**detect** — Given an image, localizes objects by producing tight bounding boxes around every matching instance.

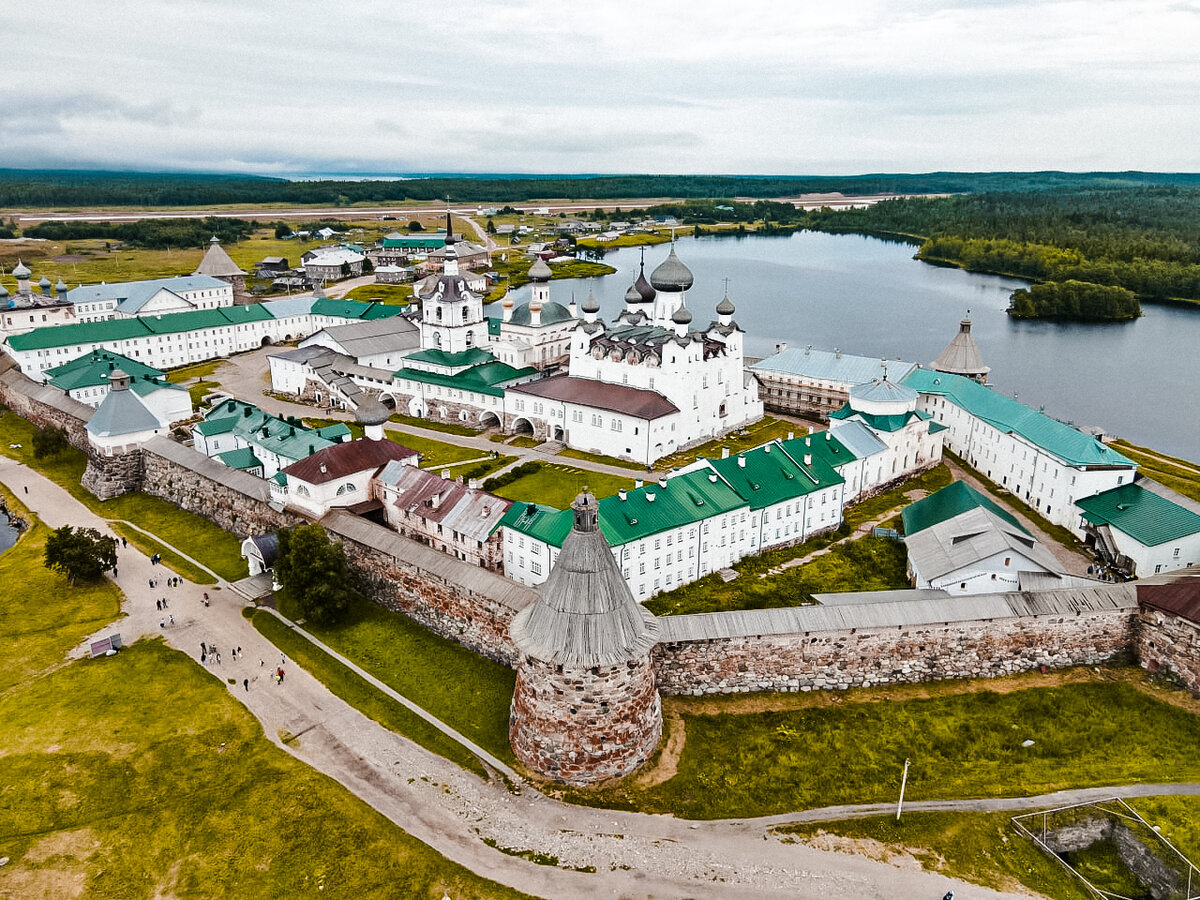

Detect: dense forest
[1008,281,1141,321]
[23,217,255,249]
[3,168,1200,208]
[802,185,1200,305]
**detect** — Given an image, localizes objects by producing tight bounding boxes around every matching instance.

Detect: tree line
[1008,281,1141,321]
[4,168,1200,208]
[24,216,255,250]
[802,185,1200,305]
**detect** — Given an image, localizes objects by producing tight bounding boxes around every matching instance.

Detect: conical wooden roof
[194,236,246,277]
[933,316,990,379]
[510,492,658,667]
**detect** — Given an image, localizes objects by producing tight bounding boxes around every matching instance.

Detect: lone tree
[274,524,356,625]
[32,425,70,460]
[44,526,117,584]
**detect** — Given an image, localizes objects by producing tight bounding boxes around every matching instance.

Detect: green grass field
[488,462,633,507]
[387,430,482,468]
[0,486,123,692]
[618,679,1200,819]
[267,594,517,765]
[0,412,246,581]
[342,283,413,305]
[387,413,480,436]
[0,492,531,899]
[555,447,647,471]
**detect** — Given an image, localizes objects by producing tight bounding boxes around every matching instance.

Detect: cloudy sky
[4,0,1198,176]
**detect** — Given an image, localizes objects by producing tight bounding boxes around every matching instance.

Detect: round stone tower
[509,491,661,784]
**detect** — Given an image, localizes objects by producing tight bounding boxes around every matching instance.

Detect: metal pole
[896,758,910,821]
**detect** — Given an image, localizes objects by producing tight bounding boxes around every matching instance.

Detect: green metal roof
[486,317,502,336]
[904,368,1136,469]
[394,361,535,397]
[215,447,263,471]
[8,316,150,351]
[828,404,931,433]
[708,442,844,511]
[901,480,1024,537]
[311,298,402,321]
[1076,482,1200,547]
[381,236,447,250]
[198,399,339,461]
[129,376,187,397]
[502,470,749,548]
[405,347,496,368]
[500,501,572,546]
[44,349,164,391]
[779,433,858,469]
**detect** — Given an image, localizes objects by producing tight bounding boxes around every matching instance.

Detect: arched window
[336,482,357,496]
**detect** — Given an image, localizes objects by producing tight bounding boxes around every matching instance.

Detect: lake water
[0,510,18,556]
[501,232,1199,462]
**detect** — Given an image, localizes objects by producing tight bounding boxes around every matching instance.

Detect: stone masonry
[1138,606,1200,696]
[653,609,1135,695]
[510,656,662,783]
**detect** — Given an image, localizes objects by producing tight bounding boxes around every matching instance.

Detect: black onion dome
[633,264,657,302]
[716,292,735,315]
[582,291,600,314]
[649,246,693,292]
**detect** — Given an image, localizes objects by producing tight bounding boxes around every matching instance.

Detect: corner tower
[509,491,662,783]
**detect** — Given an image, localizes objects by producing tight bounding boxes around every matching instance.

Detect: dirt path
[0,453,1034,900]
[1113,441,1200,475]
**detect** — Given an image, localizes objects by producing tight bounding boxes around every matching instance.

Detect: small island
[1008,279,1142,321]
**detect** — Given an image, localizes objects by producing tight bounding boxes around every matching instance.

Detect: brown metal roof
[509,375,678,420]
[284,438,417,485]
[1139,570,1200,625]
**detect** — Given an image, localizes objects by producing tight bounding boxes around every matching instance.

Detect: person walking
[243,678,249,692]
[23,486,28,495]
[156,599,162,611]
[159,619,165,629]
[169,614,174,626]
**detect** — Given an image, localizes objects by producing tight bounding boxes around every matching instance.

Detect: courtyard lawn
[247,608,491,777]
[1111,439,1200,503]
[0,487,122,693]
[0,412,246,581]
[267,593,517,765]
[556,447,648,471]
[654,417,805,471]
[386,430,482,468]
[606,678,1200,820]
[165,359,225,384]
[843,463,953,530]
[488,462,633,507]
[387,413,480,436]
[441,454,517,481]
[645,534,909,616]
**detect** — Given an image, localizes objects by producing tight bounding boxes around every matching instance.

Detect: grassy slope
[0,412,246,581]
[1112,439,1200,503]
[625,680,1200,820]
[268,594,517,765]
[0,498,531,900]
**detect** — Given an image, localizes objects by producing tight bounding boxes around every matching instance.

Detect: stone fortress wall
[2,360,1196,699]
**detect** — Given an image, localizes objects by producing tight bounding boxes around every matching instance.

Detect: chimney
[441,468,450,480]
[618,488,627,501]
[737,455,746,468]
[319,462,327,474]
[775,341,788,353]
[787,431,794,441]
[658,476,667,488]
[431,491,442,508]
[721,446,730,459]
[646,491,656,502]
[806,436,812,447]
[804,454,813,466]
[634,479,643,489]
[469,479,479,491]
[835,348,841,359]
[308,444,315,455]
[764,444,771,454]
[826,431,832,441]
[708,472,718,483]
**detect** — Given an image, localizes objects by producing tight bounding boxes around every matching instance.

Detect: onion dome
[0,284,8,297]
[650,246,693,292]
[38,276,51,289]
[632,262,656,303]
[671,303,693,325]
[529,257,552,281]
[624,282,643,304]
[12,260,30,278]
[355,395,391,427]
[716,292,735,316]
[55,278,68,292]
[582,291,600,314]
